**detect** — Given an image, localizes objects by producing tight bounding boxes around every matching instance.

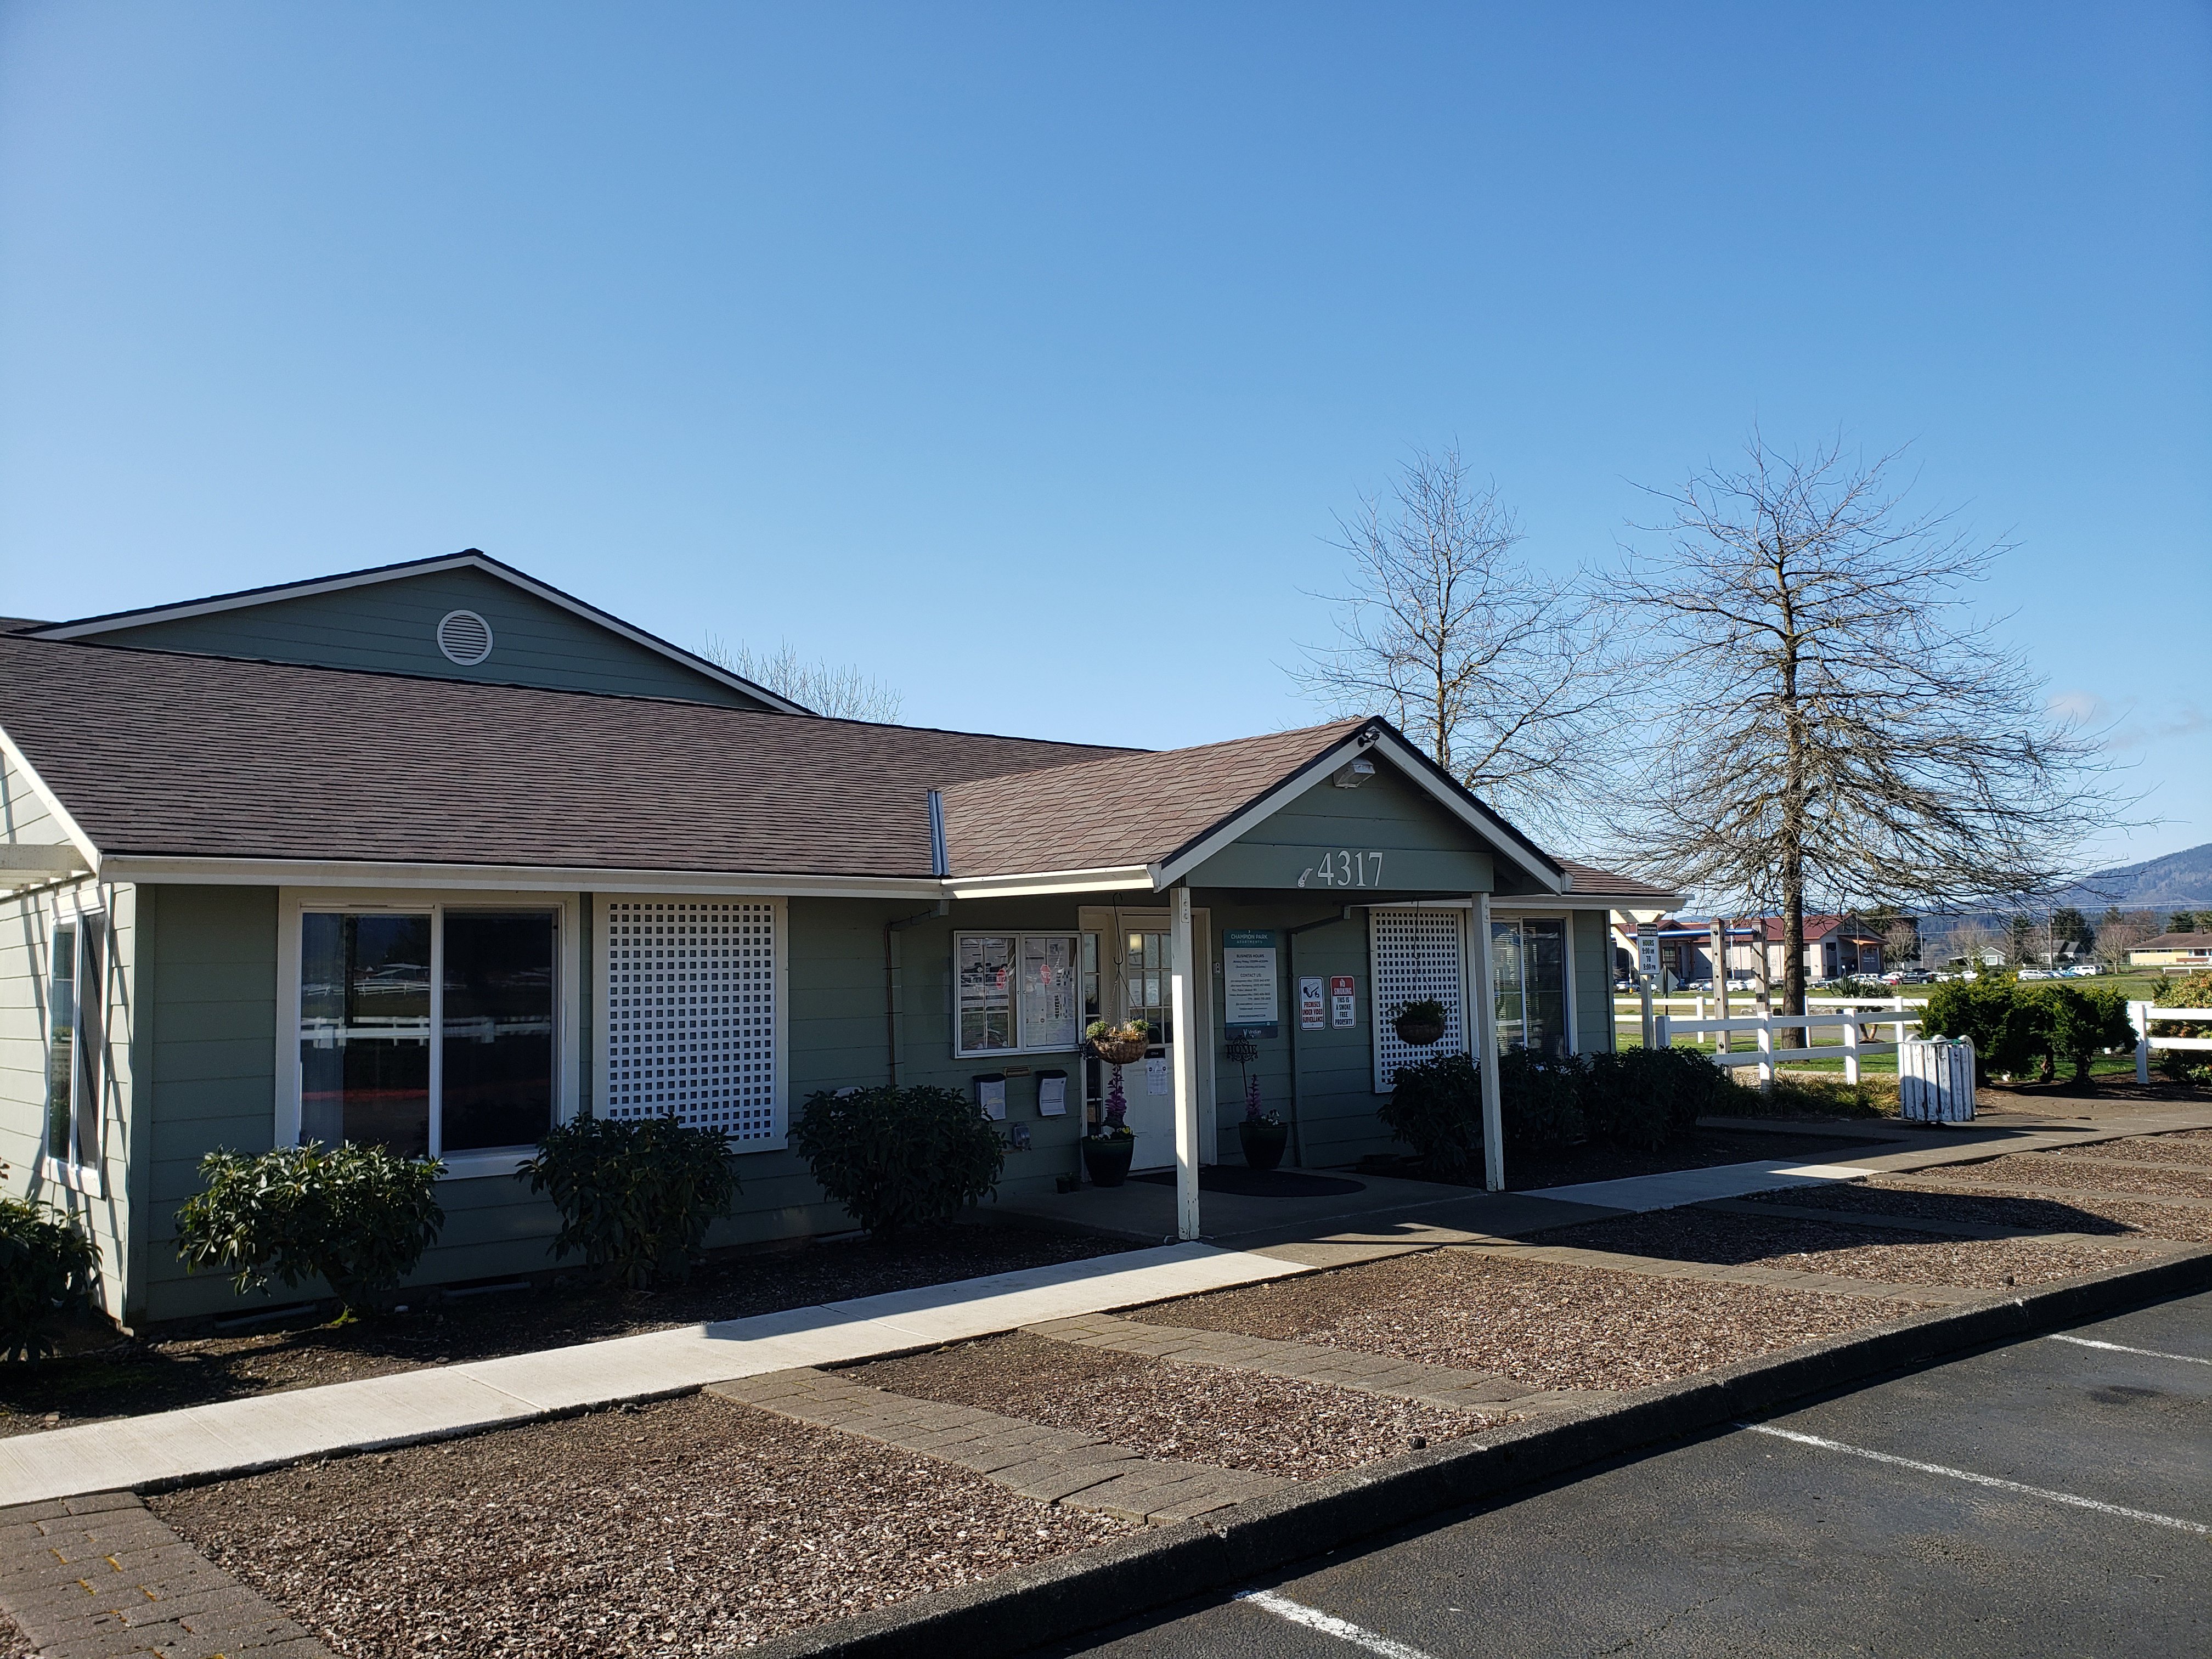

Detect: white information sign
[1637,923,1661,977]
[1144,1055,1171,1096]
[1222,930,1279,1035]
[1299,975,1325,1031]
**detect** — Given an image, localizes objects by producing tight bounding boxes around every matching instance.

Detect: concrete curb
[741,1244,2212,1659]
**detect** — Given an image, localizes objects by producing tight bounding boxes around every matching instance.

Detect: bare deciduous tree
[1294,445,1623,841]
[2094,907,2160,973]
[702,636,904,723]
[1606,434,2126,1031]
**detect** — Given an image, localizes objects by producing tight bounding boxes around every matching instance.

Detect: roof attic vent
[436,610,494,665]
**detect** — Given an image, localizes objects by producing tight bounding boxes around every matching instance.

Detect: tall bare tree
[1607,435,2125,1030]
[702,635,904,723]
[2094,907,2159,972]
[1294,445,1623,841]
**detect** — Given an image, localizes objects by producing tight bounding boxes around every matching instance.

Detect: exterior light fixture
[1331,757,1376,789]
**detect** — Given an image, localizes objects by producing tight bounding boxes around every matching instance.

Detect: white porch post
[1472,892,1504,1192]
[1170,884,1203,1242]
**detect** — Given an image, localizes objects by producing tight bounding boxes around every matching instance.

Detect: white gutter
[96,855,945,900]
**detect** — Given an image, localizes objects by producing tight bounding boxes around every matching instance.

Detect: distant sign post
[1637,922,1660,1048]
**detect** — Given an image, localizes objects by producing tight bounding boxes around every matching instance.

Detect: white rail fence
[2131,1003,2212,1084]
[1652,1001,1926,1087]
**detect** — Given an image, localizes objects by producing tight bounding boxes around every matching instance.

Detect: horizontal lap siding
[1575,911,1614,1055]
[92,567,770,708]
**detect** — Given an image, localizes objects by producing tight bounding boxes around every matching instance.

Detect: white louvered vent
[601,898,785,1146]
[435,609,494,665]
[1370,907,1467,1093]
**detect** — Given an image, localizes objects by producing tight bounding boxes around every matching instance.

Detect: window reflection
[442,912,556,1151]
[1492,917,1570,1059]
[301,913,433,1155]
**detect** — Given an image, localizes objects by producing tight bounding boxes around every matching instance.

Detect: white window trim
[1487,909,1581,1057]
[952,930,1086,1060]
[275,888,582,1181]
[594,894,790,1154]
[40,890,108,1197]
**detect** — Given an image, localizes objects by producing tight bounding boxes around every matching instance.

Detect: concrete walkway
[0,1243,1310,1508]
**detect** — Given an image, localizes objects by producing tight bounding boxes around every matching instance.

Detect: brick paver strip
[1020,1314,1593,1414]
[707,1369,1290,1523]
[0,1489,333,1659]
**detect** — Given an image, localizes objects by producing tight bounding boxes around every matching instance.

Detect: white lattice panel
[1370,907,1467,1092]
[601,898,783,1145]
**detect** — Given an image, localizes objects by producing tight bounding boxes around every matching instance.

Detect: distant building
[1609,913,1884,986]
[2129,933,2212,970]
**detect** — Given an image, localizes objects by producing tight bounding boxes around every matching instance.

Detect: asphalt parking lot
[1036,1289,2211,1658]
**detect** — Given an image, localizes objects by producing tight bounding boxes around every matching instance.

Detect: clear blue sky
[2,3,2206,871]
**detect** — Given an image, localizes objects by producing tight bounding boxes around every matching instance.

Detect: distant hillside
[2058,842,2212,911]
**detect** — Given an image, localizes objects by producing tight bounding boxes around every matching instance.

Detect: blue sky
[2,3,2205,872]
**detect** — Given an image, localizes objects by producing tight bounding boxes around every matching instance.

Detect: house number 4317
[1299,850,1385,888]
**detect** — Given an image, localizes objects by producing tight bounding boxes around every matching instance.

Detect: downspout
[1283,907,1352,1169]
[886,792,951,1088]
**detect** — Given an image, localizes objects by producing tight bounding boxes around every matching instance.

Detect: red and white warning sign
[1329,974,1356,1029]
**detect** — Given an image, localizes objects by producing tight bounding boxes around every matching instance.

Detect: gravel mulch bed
[2060,1130,2212,1167]
[0,1612,29,1659]
[151,1392,1131,1658]
[1124,1250,1916,1392]
[1367,1126,1898,1192]
[1940,1153,2212,1200]
[844,1330,1486,1479]
[1740,1180,2212,1245]
[0,1224,1131,1438]
[1526,1209,2134,1290]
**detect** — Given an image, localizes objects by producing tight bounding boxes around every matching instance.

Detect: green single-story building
[0,551,1674,1326]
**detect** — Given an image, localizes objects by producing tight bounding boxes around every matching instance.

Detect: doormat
[1131,1167,1365,1198]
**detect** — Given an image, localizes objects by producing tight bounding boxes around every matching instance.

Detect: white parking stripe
[1237,1589,1442,1659]
[2047,1334,2212,1367]
[1742,1423,2210,1534]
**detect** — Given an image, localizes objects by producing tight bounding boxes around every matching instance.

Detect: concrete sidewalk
[0,1243,1312,1508]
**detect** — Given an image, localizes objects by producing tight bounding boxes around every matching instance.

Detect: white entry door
[1114,925,1177,1171]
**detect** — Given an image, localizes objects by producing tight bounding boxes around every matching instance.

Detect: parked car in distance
[2019,968,2053,980]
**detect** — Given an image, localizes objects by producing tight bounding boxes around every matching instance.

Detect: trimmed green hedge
[1923,974,2135,1083]
[518,1115,740,1288]
[0,1182,98,1361]
[1384,1042,1717,1169]
[792,1085,1006,1237]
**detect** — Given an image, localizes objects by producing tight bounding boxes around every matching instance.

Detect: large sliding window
[44,915,104,1176]
[298,907,557,1160]
[1491,916,1571,1059]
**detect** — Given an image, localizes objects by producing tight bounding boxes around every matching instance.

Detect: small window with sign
[955,932,1082,1058]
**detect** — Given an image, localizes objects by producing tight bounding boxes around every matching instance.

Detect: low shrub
[1496,1048,1588,1153]
[176,1142,444,1318]
[792,1085,1005,1237]
[2040,983,2134,1082]
[1726,1075,1893,1119]
[2154,973,2212,1086]
[1378,1052,1485,1176]
[518,1115,740,1288]
[1585,1045,1722,1147]
[1927,974,2140,1084]
[0,1173,99,1361]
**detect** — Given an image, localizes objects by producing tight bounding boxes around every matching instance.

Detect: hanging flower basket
[1086,1019,1153,1066]
[1393,998,1448,1047]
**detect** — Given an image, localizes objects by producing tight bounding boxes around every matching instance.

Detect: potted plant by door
[1393,997,1449,1047]
[1081,1056,1137,1187]
[1226,1031,1289,1171]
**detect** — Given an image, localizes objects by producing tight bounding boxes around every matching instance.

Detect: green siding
[1575,910,1615,1056]
[1189,765,1495,893]
[92,566,777,708]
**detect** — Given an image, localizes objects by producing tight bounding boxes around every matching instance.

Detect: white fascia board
[1495,894,1684,913]
[943,865,1156,900]
[30,552,812,717]
[0,724,102,871]
[95,855,942,900]
[1150,726,1566,895]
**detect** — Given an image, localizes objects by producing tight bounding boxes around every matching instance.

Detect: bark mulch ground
[1939,1152,2212,1201]
[151,1392,1131,1659]
[0,1224,1130,1439]
[2053,1129,2212,1167]
[1526,1208,2134,1290]
[1124,1249,1917,1392]
[843,1330,1486,1480]
[0,1612,27,1659]
[1740,1177,2212,1245]
[1364,1126,1898,1193]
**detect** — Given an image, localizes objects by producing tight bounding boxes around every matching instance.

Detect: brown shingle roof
[2136,933,2212,950]
[939,720,1370,876]
[0,637,1124,876]
[1554,861,1678,902]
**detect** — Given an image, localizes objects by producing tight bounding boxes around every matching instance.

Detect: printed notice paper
[1222,929,1279,1037]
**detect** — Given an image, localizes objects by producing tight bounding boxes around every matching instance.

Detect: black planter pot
[1239,1119,1290,1171]
[1394,1017,1447,1047]
[1082,1135,1135,1187]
